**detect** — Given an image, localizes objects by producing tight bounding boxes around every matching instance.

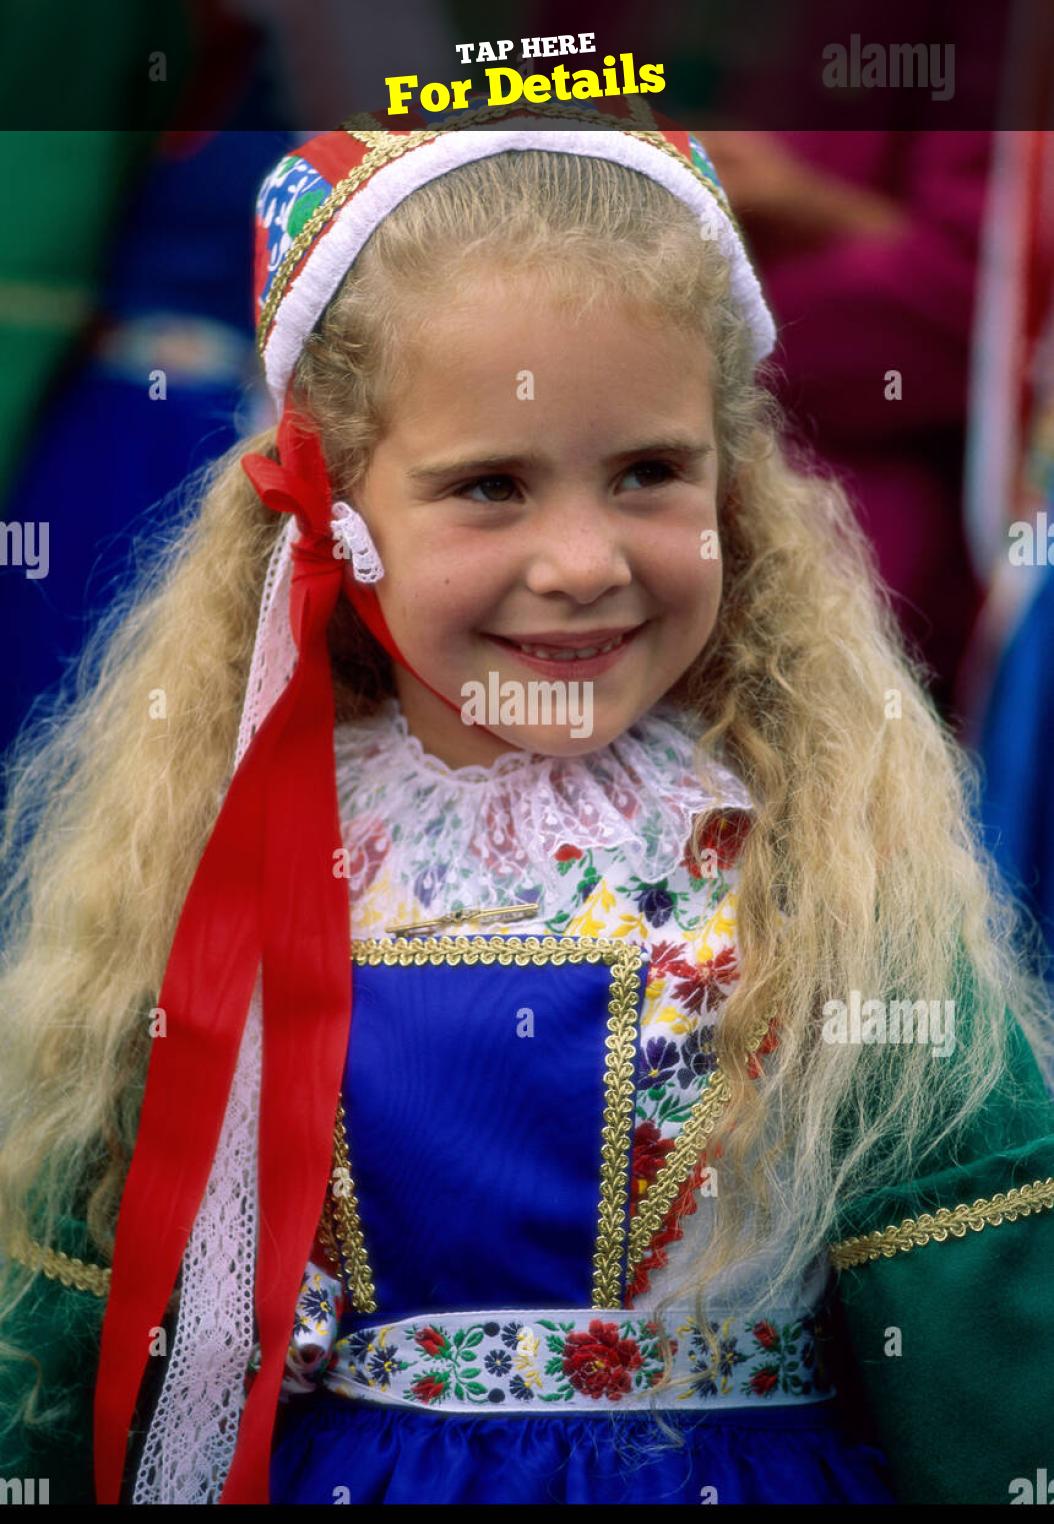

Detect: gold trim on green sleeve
[4,1231,110,1298]
[829,1176,1054,1270]
[340,934,644,1310]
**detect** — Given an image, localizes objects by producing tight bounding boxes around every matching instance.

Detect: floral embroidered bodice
[277,698,829,1404]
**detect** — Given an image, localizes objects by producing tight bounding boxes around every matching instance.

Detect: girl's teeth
[516,634,624,660]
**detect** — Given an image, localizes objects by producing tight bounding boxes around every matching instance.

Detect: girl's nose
[523,504,633,603]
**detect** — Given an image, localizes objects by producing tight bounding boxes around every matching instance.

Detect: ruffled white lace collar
[333,697,753,904]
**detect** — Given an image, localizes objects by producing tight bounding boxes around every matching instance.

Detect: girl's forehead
[390,296,711,396]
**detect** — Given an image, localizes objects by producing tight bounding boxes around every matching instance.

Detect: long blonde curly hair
[1,145,1050,1450]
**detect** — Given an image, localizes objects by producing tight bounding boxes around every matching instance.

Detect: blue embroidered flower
[509,1374,536,1401]
[367,1344,400,1387]
[343,1327,374,1362]
[484,1348,512,1376]
[677,1026,717,1088]
[636,885,674,926]
[300,1283,333,1324]
[687,1324,746,1397]
[638,1036,679,1090]
[500,1321,524,1349]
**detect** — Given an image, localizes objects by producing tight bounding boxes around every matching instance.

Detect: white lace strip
[132,516,298,1504]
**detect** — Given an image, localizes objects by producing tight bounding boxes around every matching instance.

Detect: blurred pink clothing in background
[721,131,990,718]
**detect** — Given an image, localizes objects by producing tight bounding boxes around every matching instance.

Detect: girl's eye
[622,459,678,490]
[455,475,520,504]
[453,459,678,504]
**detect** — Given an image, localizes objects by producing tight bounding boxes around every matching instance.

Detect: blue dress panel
[268,936,894,1504]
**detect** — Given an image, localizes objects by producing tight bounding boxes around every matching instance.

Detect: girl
[1,109,1052,1507]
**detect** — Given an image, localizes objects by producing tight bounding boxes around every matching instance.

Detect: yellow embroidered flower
[566,905,606,939]
[691,890,737,960]
[644,1002,695,1037]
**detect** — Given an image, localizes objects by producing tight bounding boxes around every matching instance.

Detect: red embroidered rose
[414,1326,448,1357]
[554,843,584,862]
[749,1367,779,1396]
[411,1375,447,1403]
[752,1320,778,1351]
[632,1120,676,1201]
[562,1320,643,1401]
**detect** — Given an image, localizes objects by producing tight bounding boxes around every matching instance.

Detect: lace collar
[332,697,753,905]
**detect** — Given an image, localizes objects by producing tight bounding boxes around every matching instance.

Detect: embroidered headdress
[93,100,776,1505]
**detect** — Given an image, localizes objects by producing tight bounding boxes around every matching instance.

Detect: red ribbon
[93,402,500,1504]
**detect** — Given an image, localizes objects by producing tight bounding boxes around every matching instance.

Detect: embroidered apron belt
[318,1304,834,1414]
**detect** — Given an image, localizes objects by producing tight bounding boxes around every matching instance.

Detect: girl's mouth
[481,623,647,679]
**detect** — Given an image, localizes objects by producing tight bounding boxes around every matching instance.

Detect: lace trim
[828,1176,1054,1270]
[333,698,754,906]
[130,521,298,1504]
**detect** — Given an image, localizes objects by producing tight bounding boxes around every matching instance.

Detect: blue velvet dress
[268,934,894,1505]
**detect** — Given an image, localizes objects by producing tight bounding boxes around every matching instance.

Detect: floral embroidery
[679,1312,832,1402]
[741,1315,833,1399]
[309,1306,828,1412]
[630,1119,677,1209]
[329,1314,675,1408]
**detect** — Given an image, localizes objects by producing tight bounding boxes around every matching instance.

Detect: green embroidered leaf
[453,1328,465,1348]
[454,1382,464,1399]
[538,1319,560,1331]
[544,1355,565,1375]
[461,1367,481,1380]
[465,1381,487,1395]
[545,1335,565,1355]
[463,1329,484,1348]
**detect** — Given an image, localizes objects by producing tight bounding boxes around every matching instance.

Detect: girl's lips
[482,623,647,679]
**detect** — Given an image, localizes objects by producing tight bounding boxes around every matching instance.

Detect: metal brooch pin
[385,901,540,937]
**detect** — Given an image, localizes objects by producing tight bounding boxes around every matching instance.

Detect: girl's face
[349,272,722,768]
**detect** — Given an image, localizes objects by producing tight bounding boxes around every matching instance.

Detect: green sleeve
[829,1006,1054,1504]
[0,1216,105,1505]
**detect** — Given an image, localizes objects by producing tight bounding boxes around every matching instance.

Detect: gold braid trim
[626,1011,775,1279]
[330,1095,379,1314]
[5,1231,110,1298]
[829,1176,1054,1271]
[591,939,644,1307]
[341,934,644,1310]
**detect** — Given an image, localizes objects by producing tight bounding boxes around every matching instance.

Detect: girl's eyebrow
[407,436,713,485]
